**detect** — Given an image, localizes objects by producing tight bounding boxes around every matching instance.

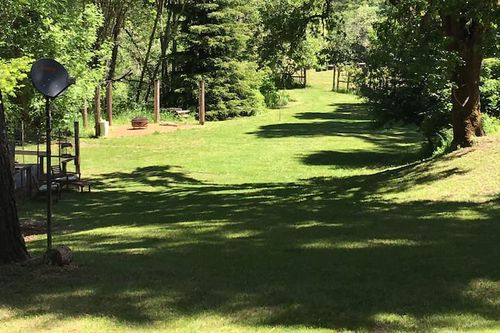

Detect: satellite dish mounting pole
[29,58,75,253]
[45,96,53,250]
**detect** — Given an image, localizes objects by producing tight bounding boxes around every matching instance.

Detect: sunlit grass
[2,70,499,332]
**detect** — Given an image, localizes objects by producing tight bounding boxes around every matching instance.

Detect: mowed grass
[1,71,500,332]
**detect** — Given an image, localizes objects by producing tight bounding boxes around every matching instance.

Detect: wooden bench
[71,180,91,193]
[175,110,191,118]
[51,166,91,193]
[165,107,191,118]
[37,182,62,201]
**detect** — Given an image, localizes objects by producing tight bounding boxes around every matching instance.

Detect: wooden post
[332,66,337,91]
[199,80,205,125]
[21,121,25,147]
[347,71,351,92]
[20,121,25,163]
[95,86,101,137]
[82,103,88,128]
[303,68,307,87]
[336,67,341,91]
[45,245,72,266]
[106,81,113,126]
[74,121,80,176]
[154,79,160,123]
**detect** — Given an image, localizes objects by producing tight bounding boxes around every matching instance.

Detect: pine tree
[174,0,263,120]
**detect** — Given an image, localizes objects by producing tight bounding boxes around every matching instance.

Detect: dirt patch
[446,134,500,159]
[20,218,72,242]
[108,122,199,138]
[20,218,46,238]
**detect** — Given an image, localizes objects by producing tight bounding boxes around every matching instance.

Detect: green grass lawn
[1,71,499,332]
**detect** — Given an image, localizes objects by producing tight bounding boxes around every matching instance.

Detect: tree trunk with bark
[136,0,165,103]
[0,91,29,265]
[388,0,489,149]
[107,7,126,82]
[443,15,485,148]
[157,0,184,107]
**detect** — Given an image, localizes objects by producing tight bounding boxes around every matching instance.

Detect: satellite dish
[30,59,74,99]
[28,59,76,252]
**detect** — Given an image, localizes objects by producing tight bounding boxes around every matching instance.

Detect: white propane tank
[99,120,109,137]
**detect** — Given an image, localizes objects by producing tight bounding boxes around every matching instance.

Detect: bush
[260,75,289,109]
[360,80,451,143]
[202,61,264,121]
[481,58,500,118]
[483,113,500,135]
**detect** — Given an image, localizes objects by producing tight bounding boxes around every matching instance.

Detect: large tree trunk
[0,91,29,265]
[451,46,484,148]
[443,15,485,148]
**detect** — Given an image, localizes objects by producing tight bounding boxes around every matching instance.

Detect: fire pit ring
[131,117,148,129]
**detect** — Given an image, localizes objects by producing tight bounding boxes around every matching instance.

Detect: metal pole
[45,97,53,250]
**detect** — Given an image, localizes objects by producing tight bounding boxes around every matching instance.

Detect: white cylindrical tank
[99,120,109,137]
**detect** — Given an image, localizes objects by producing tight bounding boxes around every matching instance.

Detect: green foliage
[0,0,108,131]
[483,113,500,135]
[260,74,289,109]
[175,0,264,120]
[0,57,33,96]
[481,58,500,118]
[259,1,380,89]
[258,0,324,85]
[359,3,453,145]
[318,2,380,66]
[205,61,264,120]
[50,4,108,128]
[358,0,500,152]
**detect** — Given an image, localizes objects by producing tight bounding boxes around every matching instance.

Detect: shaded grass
[1,71,499,332]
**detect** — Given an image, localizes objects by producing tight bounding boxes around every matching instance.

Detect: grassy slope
[1,71,499,333]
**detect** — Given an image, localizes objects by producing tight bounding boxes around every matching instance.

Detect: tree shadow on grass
[91,165,203,188]
[295,103,373,122]
[2,163,500,331]
[2,100,497,331]
[252,103,424,171]
[302,150,420,169]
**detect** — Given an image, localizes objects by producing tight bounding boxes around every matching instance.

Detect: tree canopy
[0,0,498,146]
